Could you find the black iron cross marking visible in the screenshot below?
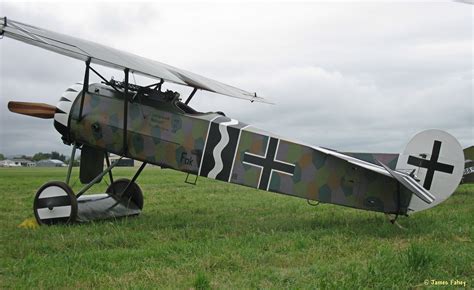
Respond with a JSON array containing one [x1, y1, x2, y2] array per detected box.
[[243, 137, 295, 191], [407, 140, 454, 190]]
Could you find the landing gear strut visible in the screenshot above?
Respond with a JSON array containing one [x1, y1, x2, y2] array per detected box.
[[32, 145, 147, 225]]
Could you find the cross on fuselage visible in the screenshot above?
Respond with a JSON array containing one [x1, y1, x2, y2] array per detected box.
[[243, 137, 295, 191], [407, 140, 454, 190]]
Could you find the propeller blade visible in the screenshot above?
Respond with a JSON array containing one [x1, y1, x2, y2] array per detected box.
[[8, 101, 56, 119]]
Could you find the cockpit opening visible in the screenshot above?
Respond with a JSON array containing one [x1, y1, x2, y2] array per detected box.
[[104, 79, 224, 116]]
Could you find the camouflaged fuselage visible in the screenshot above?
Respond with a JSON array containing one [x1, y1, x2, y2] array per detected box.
[[66, 84, 412, 214]]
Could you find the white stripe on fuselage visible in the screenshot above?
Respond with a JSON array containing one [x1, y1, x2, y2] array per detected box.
[[208, 119, 239, 179]]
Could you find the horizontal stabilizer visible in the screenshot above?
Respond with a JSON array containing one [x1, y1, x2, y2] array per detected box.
[[315, 146, 391, 177], [315, 146, 435, 204], [378, 161, 435, 204]]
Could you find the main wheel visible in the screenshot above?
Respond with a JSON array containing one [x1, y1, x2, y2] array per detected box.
[[106, 178, 144, 210], [33, 181, 78, 225]]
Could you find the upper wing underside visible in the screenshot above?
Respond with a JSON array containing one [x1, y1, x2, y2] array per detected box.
[[0, 17, 269, 103]]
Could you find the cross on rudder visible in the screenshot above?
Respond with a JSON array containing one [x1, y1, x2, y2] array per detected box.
[[407, 140, 454, 190]]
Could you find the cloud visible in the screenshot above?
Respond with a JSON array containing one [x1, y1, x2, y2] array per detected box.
[[0, 2, 472, 157], [194, 64, 472, 152]]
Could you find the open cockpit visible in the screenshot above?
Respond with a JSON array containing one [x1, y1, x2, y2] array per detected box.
[[99, 79, 221, 116]]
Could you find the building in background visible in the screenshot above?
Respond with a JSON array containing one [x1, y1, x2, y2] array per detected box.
[[108, 154, 136, 167], [0, 160, 21, 167], [36, 159, 66, 167], [11, 158, 36, 167]]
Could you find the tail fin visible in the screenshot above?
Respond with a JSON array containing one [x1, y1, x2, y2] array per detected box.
[[395, 129, 464, 214]]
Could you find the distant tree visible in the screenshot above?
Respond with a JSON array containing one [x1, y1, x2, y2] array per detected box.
[[0, 153, 4, 161], [51, 151, 66, 162], [51, 151, 60, 160], [32, 152, 51, 161], [32, 151, 67, 162]]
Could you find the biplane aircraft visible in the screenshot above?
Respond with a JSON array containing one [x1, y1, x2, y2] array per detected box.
[[0, 17, 466, 225]]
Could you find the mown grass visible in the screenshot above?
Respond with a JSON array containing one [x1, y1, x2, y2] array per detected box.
[[0, 167, 472, 289]]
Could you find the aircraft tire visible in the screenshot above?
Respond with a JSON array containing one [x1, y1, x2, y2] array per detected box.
[[33, 181, 78, 226], [106, 178, 144, 210]]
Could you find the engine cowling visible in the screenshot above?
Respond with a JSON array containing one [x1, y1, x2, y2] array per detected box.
[[54, 83, 82, 139]]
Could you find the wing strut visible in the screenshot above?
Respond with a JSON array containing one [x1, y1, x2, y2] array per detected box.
[[123, 68, 129, 155], [185, 87, 198, 105], [78, 58, 90, 121], [75, 60, 131, 157]]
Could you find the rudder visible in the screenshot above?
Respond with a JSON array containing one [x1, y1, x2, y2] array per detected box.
[[395, 129, 464, 214]]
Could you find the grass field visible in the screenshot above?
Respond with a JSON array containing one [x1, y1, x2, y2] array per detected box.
[[0, 167, 472, 289]]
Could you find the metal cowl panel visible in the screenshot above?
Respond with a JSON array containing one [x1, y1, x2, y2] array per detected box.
[[54, 83, 82, 139]]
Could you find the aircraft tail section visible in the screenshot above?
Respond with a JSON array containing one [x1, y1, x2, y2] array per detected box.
[[394, 129, 464, 214], [378, 161, 435, 204], [321, 129, 464, 214]]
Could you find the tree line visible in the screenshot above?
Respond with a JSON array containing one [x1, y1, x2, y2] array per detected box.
[[0, 151, 79, 165]]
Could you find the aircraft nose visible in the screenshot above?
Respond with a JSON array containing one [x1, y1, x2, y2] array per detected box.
[[54, 83, 83, 137], [54, 83, 82, 128]]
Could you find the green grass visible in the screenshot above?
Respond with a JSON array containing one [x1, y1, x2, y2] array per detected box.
[[0, 167, 472, 289]]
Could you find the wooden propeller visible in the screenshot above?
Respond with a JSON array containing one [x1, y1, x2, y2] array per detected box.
[[8, 101, 56, 119]]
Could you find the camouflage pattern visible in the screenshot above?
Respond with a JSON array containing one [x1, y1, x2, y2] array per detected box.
[[67, 83, 413, 214]]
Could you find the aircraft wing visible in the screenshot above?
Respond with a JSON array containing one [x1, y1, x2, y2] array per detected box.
[[0, 17, 270, 103]]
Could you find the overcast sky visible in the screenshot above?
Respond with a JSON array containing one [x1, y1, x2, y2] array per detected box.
[[0, 1, 472, 157]]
